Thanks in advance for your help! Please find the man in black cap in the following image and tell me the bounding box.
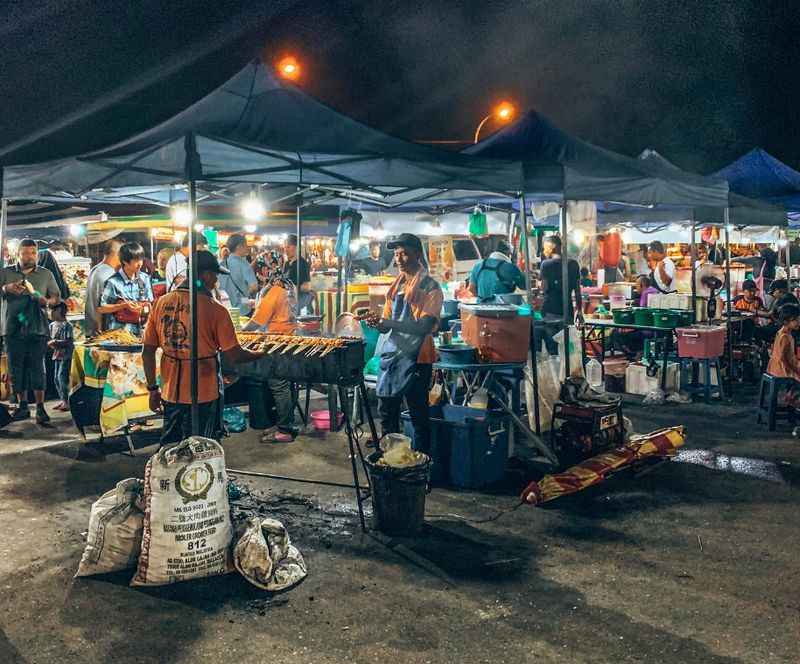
[364,233,442,453]
[142,250,267,446]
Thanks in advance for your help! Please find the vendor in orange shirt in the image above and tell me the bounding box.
[142,250,266,447]
[364,233,442,453]
[242,267,298,443]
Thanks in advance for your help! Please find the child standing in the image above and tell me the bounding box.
[48,302,74,411]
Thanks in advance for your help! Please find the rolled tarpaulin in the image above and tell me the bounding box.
[521,426,685,505]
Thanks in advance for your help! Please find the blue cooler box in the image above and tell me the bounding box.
[401,405,508,489]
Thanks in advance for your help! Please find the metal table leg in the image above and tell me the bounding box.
[600,327,606,380]
[660,331,671,391]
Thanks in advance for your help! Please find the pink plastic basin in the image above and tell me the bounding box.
[310,409,344,431]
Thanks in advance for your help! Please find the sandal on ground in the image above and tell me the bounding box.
[262,431,295,444]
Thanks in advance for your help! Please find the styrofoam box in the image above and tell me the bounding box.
[625,362,680,395]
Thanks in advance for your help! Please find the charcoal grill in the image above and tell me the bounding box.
[243,338,365,385]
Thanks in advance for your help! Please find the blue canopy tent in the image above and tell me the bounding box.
[715,148,800,225]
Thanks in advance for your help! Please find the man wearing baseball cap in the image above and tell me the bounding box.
[364,233,442,453]
[142,250,267,446]
[468,239,526,302]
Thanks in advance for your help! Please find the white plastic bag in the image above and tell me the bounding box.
[552,326,585,381]
[75,478,144,577]
[525,352,561,432]
[131,437,234,587]
[233,517,307,591]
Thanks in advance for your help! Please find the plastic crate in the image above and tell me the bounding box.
[401,405,508,489]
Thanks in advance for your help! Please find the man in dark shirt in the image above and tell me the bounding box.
[284,234,311,288]
[533,235,582,355]
[284,233,313,313]
[540,235,582,319]
[356,241,389,276]
[2,239,61,423]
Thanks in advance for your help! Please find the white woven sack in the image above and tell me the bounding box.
[75,478,144,577]
[131,437,233,586]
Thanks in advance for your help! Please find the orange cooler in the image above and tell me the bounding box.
[460,309,530,363]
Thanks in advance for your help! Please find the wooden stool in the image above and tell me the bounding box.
[757,373,796,431]
[679,357,725,403]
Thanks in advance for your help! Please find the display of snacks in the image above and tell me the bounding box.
[53,251,91,315]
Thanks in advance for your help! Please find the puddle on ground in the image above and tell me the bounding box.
[673,449,800,486]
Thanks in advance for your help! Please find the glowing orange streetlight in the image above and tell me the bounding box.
[277,55,301,81]
[474,101,516,143]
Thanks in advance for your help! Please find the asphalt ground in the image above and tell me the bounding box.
[1,386,798,663]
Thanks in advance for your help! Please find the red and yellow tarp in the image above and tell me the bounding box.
[521,426,685,505]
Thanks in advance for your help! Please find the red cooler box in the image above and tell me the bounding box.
[675,325,726,359]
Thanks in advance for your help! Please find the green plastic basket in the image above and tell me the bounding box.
[633,308,653,326]
[612,308,635,325]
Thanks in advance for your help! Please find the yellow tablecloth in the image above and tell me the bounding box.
[70,344,160,436]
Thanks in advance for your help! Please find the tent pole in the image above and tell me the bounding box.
[296,202,302,305]
[188,179,200,434]
[724,211,733,398]
[0,168,6,269]
[690,216,697,324]
[560,201,570,378]
[520,194,541,435]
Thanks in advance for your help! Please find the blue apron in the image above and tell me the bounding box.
[375,292,425,398]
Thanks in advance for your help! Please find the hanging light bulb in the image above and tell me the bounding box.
[725,224,734,233]
[778,237,788,248]
[171,205,193,227]
[241,189,266,222]
[428,216,443,236]
[69,224,84,238]
[572,228,585,245]
[372,219,387,239]
[244,224,257,234]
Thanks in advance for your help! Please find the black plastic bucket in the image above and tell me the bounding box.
[366,451,430,536]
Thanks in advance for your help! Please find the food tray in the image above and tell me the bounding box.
[94,343,144,352]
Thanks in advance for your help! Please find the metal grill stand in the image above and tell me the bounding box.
[229,376,380,532]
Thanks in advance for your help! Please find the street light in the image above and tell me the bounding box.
[277,55,301,81]
[474,101,515,143]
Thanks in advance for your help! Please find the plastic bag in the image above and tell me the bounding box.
[552,326,585,381]
[642,388,666,405]
[223,406,247,433]
[233,517,307,591]
[75,478,144,577]
[131,437,234,587]
[378,434,427,468]
[525,352,561,432]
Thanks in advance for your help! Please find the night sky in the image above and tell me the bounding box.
[2,0,799,173]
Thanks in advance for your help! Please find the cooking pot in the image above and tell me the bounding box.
[437,343,477,365]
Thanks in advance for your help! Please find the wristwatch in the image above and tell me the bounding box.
[147,384,160,392]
